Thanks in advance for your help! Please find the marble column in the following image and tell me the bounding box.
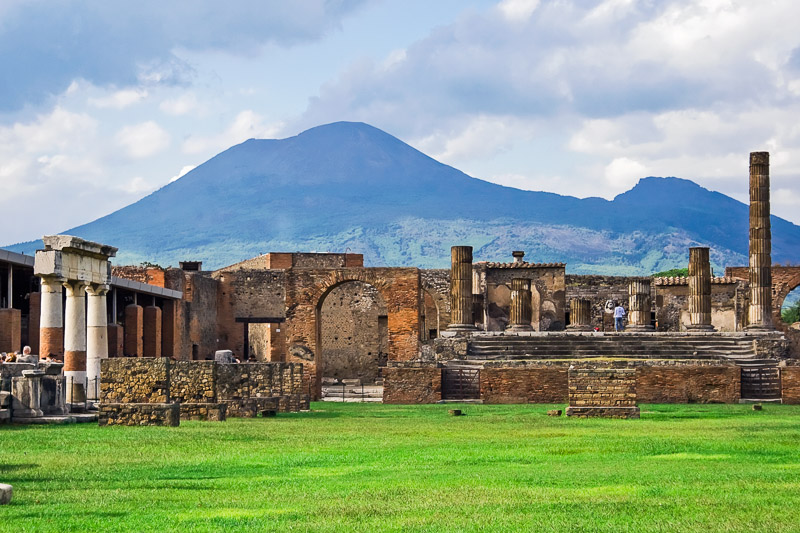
[63,279,88,403]
[687,247,715,331]
[567,298,593,331]
[39,276,64,359]
[507,278,533,332]
[447,246,476,331]
[627,279,654,331]
[86,283,109,400]
[747,151,774,330]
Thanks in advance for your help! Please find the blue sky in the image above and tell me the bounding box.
[2,0,800,245]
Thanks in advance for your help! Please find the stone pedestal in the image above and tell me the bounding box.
[86,284,109,401]
[447,246,477,332]
[39,276,65,359]
[507,278,533,332]
[63,280,88,403]
[747,152,774,331]
[627,279,654,331]
[687,247,715,332]
[567,298,593,331]
[11,369,45,418]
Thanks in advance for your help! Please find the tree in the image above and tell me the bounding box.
[782,299,800,324]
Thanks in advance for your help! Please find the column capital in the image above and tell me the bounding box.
[63,279,88,297]
[39,275,66,287]
[85,283,111,296]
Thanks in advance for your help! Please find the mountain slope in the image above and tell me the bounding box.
[6,121,800,273]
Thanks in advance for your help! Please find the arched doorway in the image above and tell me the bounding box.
[317,281,388,383]
[780,286,800,326]
[421,290,440,340]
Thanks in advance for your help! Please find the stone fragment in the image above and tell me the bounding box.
[547,409,562,417]
[0,483,12,505]
[448,409,462,416]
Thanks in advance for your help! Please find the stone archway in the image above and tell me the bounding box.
[317,280,388,382]
[283,267,420,399]
[773,267,800,327]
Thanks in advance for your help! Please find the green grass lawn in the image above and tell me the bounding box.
[2,403,800,532]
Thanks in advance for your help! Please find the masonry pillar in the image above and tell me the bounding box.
[507,278,533,332]
[28,292,41,355]
[687,247,715,331]
[143,305,162,358]
[107,324,123,357]
[447,246,476,331]
[124,304,143,357]
[85,283,109,400]
[567,298,593,331]
[39,276,64,359]
[627,279,654,331]
[63,280,88,403]
[0,309,21,352]
[161,300,177,359]
[747,151,774,330]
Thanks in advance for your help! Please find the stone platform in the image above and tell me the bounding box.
[11,413,98,425]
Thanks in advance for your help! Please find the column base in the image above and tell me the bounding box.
[745,324,775,332]
[446,324,478,332]
[64,371,87,404]
[626,325,655,332]
[685,324,716,332]
[566,325,594,332]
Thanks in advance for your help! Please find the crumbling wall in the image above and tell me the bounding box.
[382,364,441,404]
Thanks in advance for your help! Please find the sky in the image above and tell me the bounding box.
[2,0,800,246]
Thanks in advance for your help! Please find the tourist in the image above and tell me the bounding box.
[614,303,626,332]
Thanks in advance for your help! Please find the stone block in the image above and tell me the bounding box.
[0,483,12,505]
[566,406,640,419]
[179,403,227,421]
[98,403,180,426]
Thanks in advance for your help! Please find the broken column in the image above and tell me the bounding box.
[38,276,64,359]
[64,279,88,403]
[748,151,774,330]
[447,246,476,331]
[567,298,593,331]
[627,279,654,331]
[86,283,110,400]
[687,247,715,331]
[11,369,45,418]
[507,278,533,332]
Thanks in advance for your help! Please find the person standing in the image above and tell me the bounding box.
[613,302,626,332]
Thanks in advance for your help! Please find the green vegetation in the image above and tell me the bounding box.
[782,299,800,324]
[3,403,800,531]
[652,267,689,277]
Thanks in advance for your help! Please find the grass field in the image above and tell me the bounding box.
[2,403,800,532]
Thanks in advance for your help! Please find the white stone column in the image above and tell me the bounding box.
[63,279,88,404]
[86,283,110,401]
[39,276,65,359]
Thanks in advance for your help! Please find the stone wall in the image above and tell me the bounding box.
[383,365,441,404]
[481,366,568,404]
[479,264,566,331]
[98,403,179,426]
[170,360,216,403]
[567,365,639,418]
[421,269,450,336]
[319,281,388,381]
[112,266,166,287]
[100,358,170,404]
[654,279,740,332]
[636,364,740,403]
[164,270,219,360]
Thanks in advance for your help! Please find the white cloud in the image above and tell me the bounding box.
[120,176,156,195]
[89,88,148,109]
[159,93,199,116]
[497,0,540,22]
[115,121,171,158]
[170,165,196,183]
[604,157,648,189]
[182,111,283,155]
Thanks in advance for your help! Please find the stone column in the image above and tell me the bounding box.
[507,278,533,332]
[447,246,476,331]
[124,304,144,357]
[143,305,162,358]
[85,283,109,400]
[39,276,64,359]
[627,279,654,331]
[11,370,45,418]
[63,279,88,403]
[567,298,593,331]
[687,247,715,331]
[748,151,773,330]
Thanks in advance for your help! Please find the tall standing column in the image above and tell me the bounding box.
[627,279,654,331]
[63,280,88,404]
[39,276,65,359]
[567,298,593,331]
[748,151,774,330]
[86,283,109,401]
[687,247,715,331]
[447,246,476,331]
[507,278,533,332]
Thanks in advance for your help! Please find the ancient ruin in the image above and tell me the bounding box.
[2,150,800,423]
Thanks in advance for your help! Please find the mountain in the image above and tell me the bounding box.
[6,121,800,274]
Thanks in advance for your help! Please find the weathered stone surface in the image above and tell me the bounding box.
[100,358,171,404]
[448,246,476,330]
[748,152,773,330]
[481,367,568,404]
[627,279,654,331]
[98,403,180,426]
[383,366,441,404]
[566,406,640,419]
[687,247,714,331]
[180,403,226,421]
[781,366,800,404]
[547,409,562,416]
[636,364,739,403]
[214,350,236,363]
[0,483,12,505]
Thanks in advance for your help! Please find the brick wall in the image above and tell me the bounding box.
[383,366,441,404]
[481,367,568,404]
[0,308,21,352]
[569,366,637,407]
[636,364,740,403]
[781,366,800,404]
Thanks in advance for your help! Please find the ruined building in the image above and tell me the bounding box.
[2,151,800,413]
